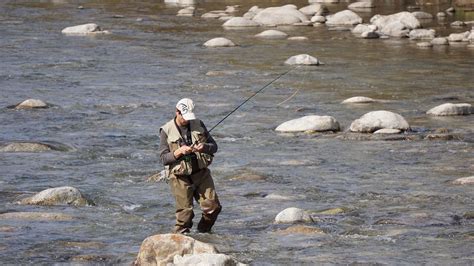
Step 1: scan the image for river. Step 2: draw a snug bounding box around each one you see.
[0,0,473,264]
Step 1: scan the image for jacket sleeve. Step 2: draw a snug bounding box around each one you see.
[200,121,218,155]
[159,129,178,166]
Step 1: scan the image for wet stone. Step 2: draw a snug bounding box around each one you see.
[229,172,268,181]
[71,254,113,262]
[349,110,410,133]
[173,253,246,266]
[275,207,313,224]
[0,212,74,221]
[0,226,15,232]
[61,23,109,35]
[276,115,339,132]
[203,37,236,47]
[12,99,49,109]
[276,225,325,235]
[284,54,320,65]
[0,142,52,152]
[463,212,474,220]
[314,207,347,215]
[451,176,474,185]
[19,186,94,206]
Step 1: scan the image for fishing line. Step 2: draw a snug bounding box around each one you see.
[207,68,293,133]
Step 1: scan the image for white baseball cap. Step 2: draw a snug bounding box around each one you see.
[176,98,196,121]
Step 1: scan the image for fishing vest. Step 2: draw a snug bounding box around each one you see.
[161,118,213,176]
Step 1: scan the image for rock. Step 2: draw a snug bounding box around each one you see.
[424,134,457,141]
[284,54,320,65]
[314,207,347,215]
[370,12,421,36]
[409,29,436,40]
[202,12,224,19]
[19,186,94,206]
[203,37,236,47]
[299,4,328,16]
[255,29,288,39]
[177,7,195,17]
[252,6,310,26]
[411,11,433,20]
[0,212,74,221]
[264,193,295,200]
[451,176,474,185]
[71,255,113,262]
[348,1,375,9]
[13,99,49,109]
[326,10,362,26]
[275,207,313,223]
[352,24,377,34]
[311,15,326,23]
[61,23,109,35]
[342,96,377,103]
[242,6,263,20]
[373,128,401,134]
[222,17,260,27]
[134,234,218,265]
[275,115,339,132]
[349,110,410,133]
[436,12,446,18]
[417,42,433,48]
[361,31,379,39]
[288,36,308,41]
[426,103,472,116]
[173,253,246,266]
[448,32,468,42]
[0,226,15,232]
[446,7,455,13]
[431,37,449,45]
[451,21,466,27]
[229,172,267,181]
[0,142,53,152]
[225,6,238,13]
[276,225,325,235]
[463,211,474,219]
[310,0,339,3]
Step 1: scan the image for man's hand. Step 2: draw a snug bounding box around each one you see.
[174,145,193,158]
[192,143,205,153]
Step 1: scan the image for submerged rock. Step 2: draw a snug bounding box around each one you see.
[0,212,74,221]
[349,110,410,133]
[252,5,310,26]
[417,42,433,48]
[255,29,288,39]
[275,207,313,223]
[203,37,236,47]
[426,103,472,116]
[0,141,71,152]
[326,10,362,26]
[19,186,94,206]
[314,207,347,215]
[134,234,218,265]
[431,37,449,45]
[348,1,375,9]
[284,54,320,65]
[228,171,267,181]
[276,225,325,235]
[451,176,474,185]
[173,253,246,266]
[409,29,436,40]
[275,115,339,132]
[177,7,195,17]
[373,128,401,134]
[287,36,308,41]
[12,99,49,109]
[61,23,109,35]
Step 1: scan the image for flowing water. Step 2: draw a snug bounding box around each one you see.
[0,0,473,264]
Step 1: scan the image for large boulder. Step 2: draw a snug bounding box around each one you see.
[349,110,410,133]
[408,29,436,40]
[12,99,49,109]
[326,10,362,26]
[222,17,260,27]
[134,234,218,266]
[173,253,246,266]
[19,186,94,206]
[370,12,421,36]
[275,115,340,132]
[203,37,236,47]
[255,29,288,39]
[284,54,320,65]
[252,5,310,26]
[426,103,472,116]
[275,207,313,224]
[61,23,109,35]
[299,4,328,16]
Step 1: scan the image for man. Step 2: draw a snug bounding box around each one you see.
[159,98,222,234]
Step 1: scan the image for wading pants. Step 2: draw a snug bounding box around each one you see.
[169,168,221,233]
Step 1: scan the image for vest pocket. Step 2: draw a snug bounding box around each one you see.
[171,157,193,176]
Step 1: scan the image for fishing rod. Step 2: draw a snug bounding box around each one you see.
[207,68,293,133]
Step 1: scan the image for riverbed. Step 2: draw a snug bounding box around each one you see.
[0,0,473,264]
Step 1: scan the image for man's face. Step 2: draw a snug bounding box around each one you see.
[176,111,189,126]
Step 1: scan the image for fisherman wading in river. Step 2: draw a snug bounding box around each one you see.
[159,98,221,234]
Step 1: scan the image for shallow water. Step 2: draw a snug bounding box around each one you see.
[0,0,473,264]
